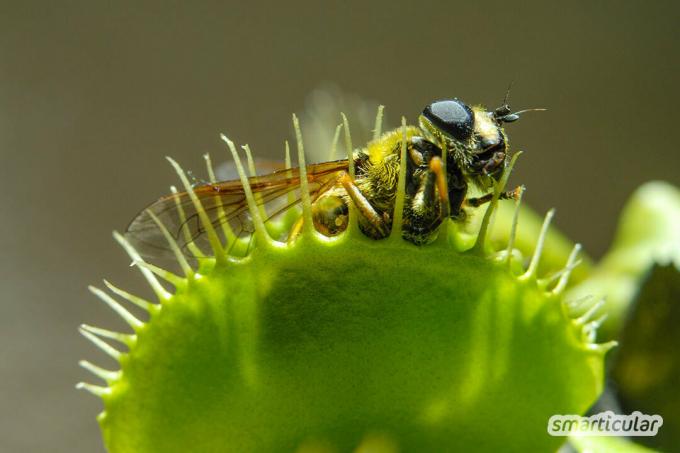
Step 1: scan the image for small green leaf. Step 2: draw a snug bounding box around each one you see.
[567,181,680,340]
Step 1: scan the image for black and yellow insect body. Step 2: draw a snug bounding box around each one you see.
[302,99,521,244]
[126,98,528,257]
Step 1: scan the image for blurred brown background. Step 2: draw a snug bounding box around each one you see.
[1,1,678,452]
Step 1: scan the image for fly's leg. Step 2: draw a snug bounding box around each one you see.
[464,185,523,208]
[430,156,450,218]
[339,173,390,238]
[287,171,383,242]
[403,156,451,244]
[446,160,468,219]
[408,136,468,219]
[408,156,450,217]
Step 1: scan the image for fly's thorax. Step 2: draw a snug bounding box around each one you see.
[366,126,420,165]
[355,126,421,211]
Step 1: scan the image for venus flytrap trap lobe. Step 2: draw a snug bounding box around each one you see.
[79,103,613,452]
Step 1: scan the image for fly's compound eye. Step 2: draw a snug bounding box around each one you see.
[422,99,474,141]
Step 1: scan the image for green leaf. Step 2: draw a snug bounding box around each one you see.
[566,181,680,340]
[83,227,610,452]
[609,264,680,451]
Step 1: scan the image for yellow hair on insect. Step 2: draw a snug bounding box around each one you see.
[367,125,419,164]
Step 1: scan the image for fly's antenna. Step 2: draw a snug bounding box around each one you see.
[511,108,547,116]
[493,81,514,120]
[499,108,547,123]
[493,81,547,123]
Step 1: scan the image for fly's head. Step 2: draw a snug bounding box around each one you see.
[419,98,540,189]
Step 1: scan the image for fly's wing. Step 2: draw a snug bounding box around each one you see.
[125,160,349,259]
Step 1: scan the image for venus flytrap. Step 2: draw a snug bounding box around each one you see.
[79,110,614,453]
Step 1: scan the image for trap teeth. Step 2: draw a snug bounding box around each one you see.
[167,156,226,260]
[519,208,555,281]
[114,231,170,301]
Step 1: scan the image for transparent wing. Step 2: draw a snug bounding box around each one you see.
[125,160,349,259]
